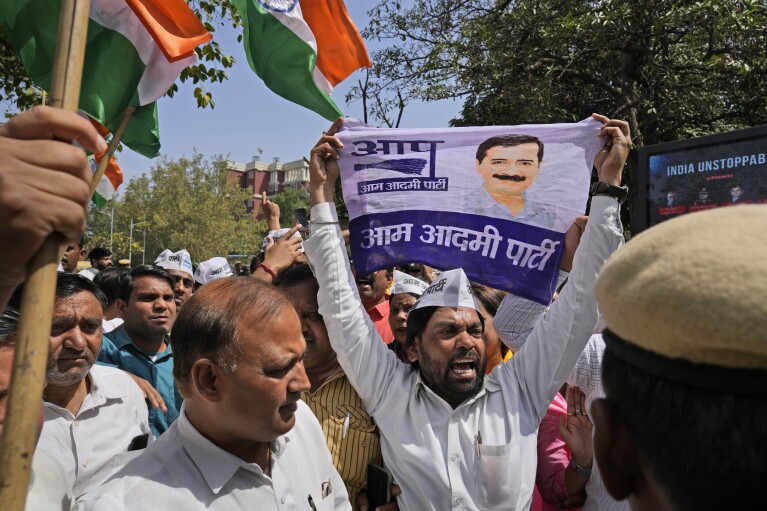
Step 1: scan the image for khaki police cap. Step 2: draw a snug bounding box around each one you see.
[595,205,767,373]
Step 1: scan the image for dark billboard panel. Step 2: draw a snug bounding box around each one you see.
[636,125,767,233]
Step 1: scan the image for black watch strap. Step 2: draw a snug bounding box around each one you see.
[590,181,628,203]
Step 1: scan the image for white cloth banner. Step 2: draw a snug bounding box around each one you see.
[337,118,605,304]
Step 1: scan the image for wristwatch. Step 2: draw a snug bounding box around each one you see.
[570,456,593,477]
[590,181,628,203]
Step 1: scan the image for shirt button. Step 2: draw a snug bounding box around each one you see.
[450,454,457,461]
[455,497,462,505]
[82,461,88,467]
[281,495,287,504]
[310,396,316,402]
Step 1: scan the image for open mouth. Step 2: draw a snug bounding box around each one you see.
[493,173,526,182]
[448,357,479,378]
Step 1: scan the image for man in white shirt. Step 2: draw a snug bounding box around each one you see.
[303,115,630,510]
[78,276,350,510]
[6,273,151,500]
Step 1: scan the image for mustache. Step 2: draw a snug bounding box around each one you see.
[448,350,480,365]
[493,173,526,182]
[355,277,374,286]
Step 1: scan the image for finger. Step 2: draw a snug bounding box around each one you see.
[557,414,568,438]
[152,390,168,413]
[283,224,302,240]
[1,106,107,154]
[261,191,266,204]
[574,216,588,231]
[145,389,161,409]
[264,237,274,250]
[11,160,91,205]
[391,484,401,498]
[591,113,610,124]
[6,188,87,242]
[565,386,575,411]
[324,117,344,137]
[312,140,341,160]
[603,118,631,138]
[599,126,631,145]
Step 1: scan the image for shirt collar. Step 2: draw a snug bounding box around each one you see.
[43,366,127,416]
[367,300,389,320]
[177,404,290,494]
[305,366,346,397]
[107,328,172,357]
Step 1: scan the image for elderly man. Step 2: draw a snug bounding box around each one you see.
[275,264,384,509]
[98,265,181,436]
[78,277,349,510]
[589,205,767,511]
[154,249,194,309]
[8,273,151,499]
[304,115,630,510]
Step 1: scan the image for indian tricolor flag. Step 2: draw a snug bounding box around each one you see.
[90,152,124,208]
[232,0,370,121]
[0,0,211,158]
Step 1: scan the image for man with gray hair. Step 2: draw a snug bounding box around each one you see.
[79,277,349,510]
[8,273,151,500]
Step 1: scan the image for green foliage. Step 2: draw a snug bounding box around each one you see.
[270,187,311,228]
[360,0,767,146]
[356,0,767,231]
[86,152,267,265]
[0,1,240,112]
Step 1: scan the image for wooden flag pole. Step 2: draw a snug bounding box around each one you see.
[89,106,136,197]
[0,0,92,508]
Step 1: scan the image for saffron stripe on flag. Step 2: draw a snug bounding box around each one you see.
[126,0,212,62]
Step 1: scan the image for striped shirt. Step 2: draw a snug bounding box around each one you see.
[302,367,382,510]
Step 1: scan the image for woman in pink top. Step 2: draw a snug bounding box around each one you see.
[532,387,592,510]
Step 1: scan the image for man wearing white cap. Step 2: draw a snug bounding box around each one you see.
[303,115,631,510]
[194,257,234,287]
[154,249,194,309]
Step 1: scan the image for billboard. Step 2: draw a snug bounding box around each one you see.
[636,125,767,232]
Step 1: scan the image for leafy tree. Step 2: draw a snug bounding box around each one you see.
[270,186,311,228]
[355,0,767,231]
[86,152,267,265]
[0,0,240,113]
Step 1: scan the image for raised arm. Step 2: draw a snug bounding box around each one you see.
[498,114,630,424]
[303,120,408,414]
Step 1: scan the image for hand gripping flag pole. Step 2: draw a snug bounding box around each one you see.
[0,0,92,508]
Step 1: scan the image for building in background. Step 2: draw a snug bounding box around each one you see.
[226,154,310,217]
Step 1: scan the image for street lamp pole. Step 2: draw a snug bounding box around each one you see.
[95,205,114,251]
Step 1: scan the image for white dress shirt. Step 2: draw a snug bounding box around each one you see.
[39,365,152,499]
[26,449,74,511]
[303,196,624,511]
[75,401,350,511]
[567,335,631,511]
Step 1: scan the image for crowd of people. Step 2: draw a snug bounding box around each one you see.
[0,106,764,511]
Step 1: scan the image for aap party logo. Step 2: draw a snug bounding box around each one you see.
[256,0,298,12]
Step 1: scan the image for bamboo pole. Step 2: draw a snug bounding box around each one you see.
[89,106,136,197]
[0,0,92,508]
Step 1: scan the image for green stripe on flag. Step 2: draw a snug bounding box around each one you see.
[0,0,161,157]
[232,0,343,121]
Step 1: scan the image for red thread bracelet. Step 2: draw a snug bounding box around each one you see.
[258,263,277,282]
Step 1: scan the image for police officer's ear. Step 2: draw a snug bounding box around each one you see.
[590,398,642,501]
